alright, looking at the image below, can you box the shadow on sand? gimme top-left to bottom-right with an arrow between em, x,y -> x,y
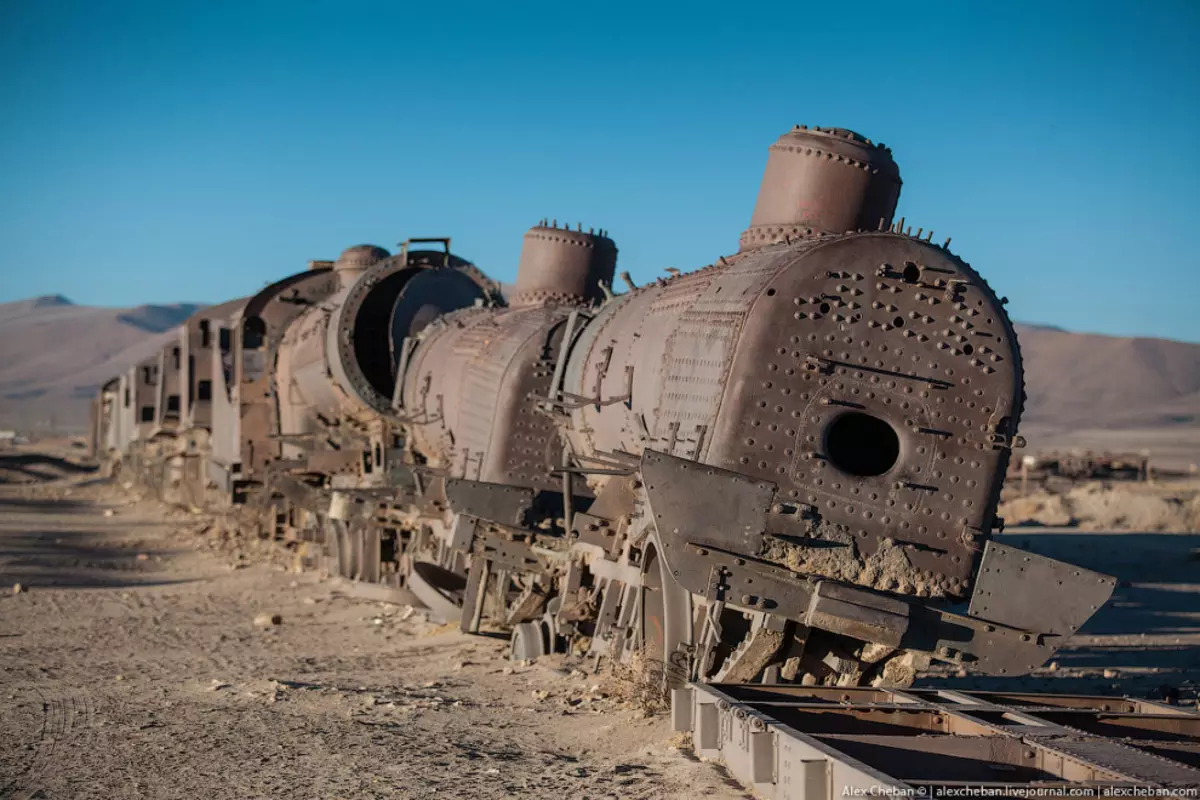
0,453 -> 97,484
0,488 -> 197,590
0,527 -> 197,590
917,529 -> 1200,699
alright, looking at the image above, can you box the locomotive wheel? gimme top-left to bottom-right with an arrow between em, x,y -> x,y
323,518 -> 355,579
625,535 -> 695,694
358,525 -> 382,584
348,524 -> 365,580
409,561 -> 466,624
339,523 -> 357,579
509,621 -> 549,662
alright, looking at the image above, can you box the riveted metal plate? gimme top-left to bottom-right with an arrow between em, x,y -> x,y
641,450 -> 780,597
805,581 -> 910,647
472,531 -> 543,573
687,543 -> 814,618
968,540 -> 1117,637
706,233 -> 1024,601
443,478 -> 534,527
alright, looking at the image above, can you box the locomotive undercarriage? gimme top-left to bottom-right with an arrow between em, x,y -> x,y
118,430 -> 1117,697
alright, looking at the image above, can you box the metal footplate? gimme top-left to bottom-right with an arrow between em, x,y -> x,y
672,682 -> 1200,797
641,449 -> 1119,675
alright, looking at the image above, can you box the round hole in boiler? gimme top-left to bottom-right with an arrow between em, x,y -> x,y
902,262 -> 921,283
824,411 -> 900,477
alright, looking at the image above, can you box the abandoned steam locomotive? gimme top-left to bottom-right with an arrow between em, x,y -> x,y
91,125 -> 1116,689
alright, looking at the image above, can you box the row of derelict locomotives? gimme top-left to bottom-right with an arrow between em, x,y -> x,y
90,124 -> 1121,704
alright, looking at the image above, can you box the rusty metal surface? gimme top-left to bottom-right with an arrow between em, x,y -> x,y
969,540 -> 1118,637
275,247 -> 495,483
707,233 -> 1024,599
226,266 -> 341,480
640,448 -> 778,596
129,355 -> 159,441
511,221 -> 616,306
402,303 -> 578,491
442,478 -> 535,527
740,125 -> 902,251
331,244 -> 389,289
154,333 -> 184,433
97,122 -> 1119,699
408,561 -> 467,624
327,247 -> 495,416
179,297 -> 248,432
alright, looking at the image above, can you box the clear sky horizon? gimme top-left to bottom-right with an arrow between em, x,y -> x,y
2,0 -> 1198,342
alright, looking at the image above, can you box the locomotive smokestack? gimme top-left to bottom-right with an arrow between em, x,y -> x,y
739,125 -> 902,252
333,244 -> 390,289
512,222 -> 617,306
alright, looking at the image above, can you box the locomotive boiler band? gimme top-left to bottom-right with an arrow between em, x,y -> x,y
91,125 -> 1116,691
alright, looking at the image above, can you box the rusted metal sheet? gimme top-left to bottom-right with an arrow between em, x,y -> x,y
969,540 -> 1119,638
740,125 -> 902,251
276,244 -> 498,486
674,683 -> 1200,797
234,264 -> 341,479
154,332 -> 184,434
705,232 -> 1024,599
510,221 -> 617,306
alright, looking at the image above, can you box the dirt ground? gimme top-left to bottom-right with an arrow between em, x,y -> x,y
0,457 -> 750,800
1000,476 -> 1200,532
5,448 -> 1200,798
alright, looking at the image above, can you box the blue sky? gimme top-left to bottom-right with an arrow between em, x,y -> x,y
1,0 -> 1197,342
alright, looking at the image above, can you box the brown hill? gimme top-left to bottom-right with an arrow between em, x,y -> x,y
1015,323 -> 1200,429
0,296 -> 202,432
1012,324 -> 1200,470
0,296 -> 1196,468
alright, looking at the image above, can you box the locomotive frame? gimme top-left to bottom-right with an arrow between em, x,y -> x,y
91,124 -> 1117,693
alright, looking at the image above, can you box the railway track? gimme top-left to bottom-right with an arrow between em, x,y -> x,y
672,682 -> 1200,797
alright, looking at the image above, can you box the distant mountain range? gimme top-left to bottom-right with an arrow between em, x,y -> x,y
1,294 -> 1196,468
0,295 -> 204,429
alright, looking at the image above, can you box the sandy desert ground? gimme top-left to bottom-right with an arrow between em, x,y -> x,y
2,447 -> 1199,798
0,457 -> 751,800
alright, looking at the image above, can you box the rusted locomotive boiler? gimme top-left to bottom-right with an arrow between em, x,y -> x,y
367,125 -> 1117,688
95,124 -> 1117,691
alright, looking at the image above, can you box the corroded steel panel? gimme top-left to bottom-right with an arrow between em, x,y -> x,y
236,267 -> 340,477
740,125 -> 901,251
180,297 -> 247,432
511,222 -> 616,306
404,304 -> 574,491
705,233 -> 1024,598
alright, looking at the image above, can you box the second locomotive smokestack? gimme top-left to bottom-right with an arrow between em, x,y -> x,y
739,125 -> 902,251
511,221 -> 617,306
333,244 -> 390,289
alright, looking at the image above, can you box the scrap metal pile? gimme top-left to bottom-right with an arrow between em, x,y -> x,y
90,125 -> 1117,693
1011,451 -> 1152,482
